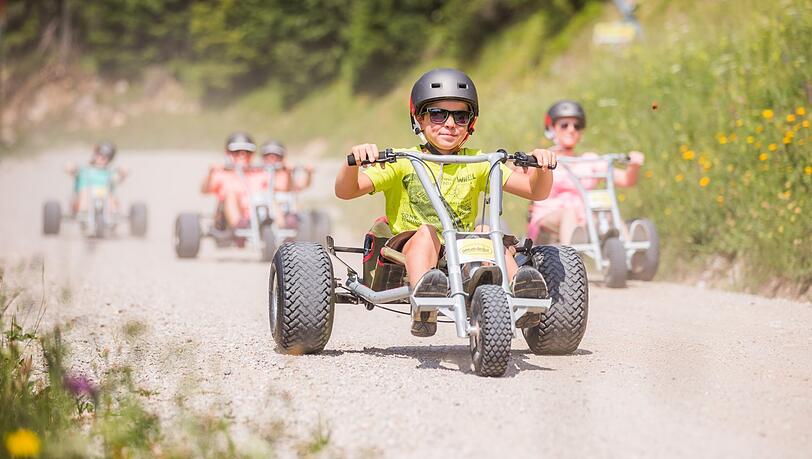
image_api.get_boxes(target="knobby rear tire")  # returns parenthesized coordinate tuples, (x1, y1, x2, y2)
(269, 242, 335, 354)
(523, 245, 589, 355)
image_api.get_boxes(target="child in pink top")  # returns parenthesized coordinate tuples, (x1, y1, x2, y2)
(527, 101, 644, 244)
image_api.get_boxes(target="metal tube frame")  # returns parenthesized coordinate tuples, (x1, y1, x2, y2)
(342, 150, 550, 338)
(556, 154, 651, 269)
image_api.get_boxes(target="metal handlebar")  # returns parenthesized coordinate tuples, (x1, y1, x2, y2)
(347, 148, 556, 169)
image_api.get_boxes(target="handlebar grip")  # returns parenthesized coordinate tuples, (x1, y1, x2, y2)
(513, 152, 557, 170)
(347, 149, 395, 167)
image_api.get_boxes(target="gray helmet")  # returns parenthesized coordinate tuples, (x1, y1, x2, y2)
(545, 100, 587, 130)
(410, 68, 479, 135)
(225, 132, 256, 153)
(95, 141, 117, 160)
(260, 140, 286, 157)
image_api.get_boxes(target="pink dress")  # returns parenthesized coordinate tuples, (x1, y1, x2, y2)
(527, 153, 603, 241)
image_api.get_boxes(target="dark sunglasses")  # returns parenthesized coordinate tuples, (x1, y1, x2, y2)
(556, 121, 583, 131)
(423, 107, 474, 126)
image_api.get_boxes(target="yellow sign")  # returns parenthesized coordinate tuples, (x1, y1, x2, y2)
(588, 190, 613, 209)
(593, 21, 637, 45)
(456, 238, 496, 264)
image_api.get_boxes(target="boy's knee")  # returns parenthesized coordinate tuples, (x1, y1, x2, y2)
(416, 224, 440, 244)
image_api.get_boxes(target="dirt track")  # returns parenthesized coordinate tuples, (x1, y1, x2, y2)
(1, 150, 810, 458)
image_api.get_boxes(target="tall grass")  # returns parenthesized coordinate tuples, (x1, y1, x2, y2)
(535, 0, 812, 285)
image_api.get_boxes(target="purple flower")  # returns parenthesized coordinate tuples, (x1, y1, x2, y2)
(63, 373, 99, 400)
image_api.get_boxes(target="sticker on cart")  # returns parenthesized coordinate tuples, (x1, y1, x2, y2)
(587, 190, 613, 209)
(457, 238, 496, 264)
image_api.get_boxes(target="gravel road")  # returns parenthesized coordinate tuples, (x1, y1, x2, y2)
(1, 150, 810, 458)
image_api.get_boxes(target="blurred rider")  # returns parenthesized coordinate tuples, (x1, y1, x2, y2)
(335, 68, 556, 337)
(527, 100, 644, 244)
(67, 141, 126, 214)
(201, 132, 256, 232)
(256, 140, 313, 192)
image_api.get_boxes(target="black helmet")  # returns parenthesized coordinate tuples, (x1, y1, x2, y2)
(225, 132, 256, 153)
(95, 141, 117, 160)
(410, 68, 479, 135)
(545, 100, 587, 131)
(260, 140, 286, 157)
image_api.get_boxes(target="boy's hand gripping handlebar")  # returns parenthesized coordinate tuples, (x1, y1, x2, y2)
(346, 148, 398, 166)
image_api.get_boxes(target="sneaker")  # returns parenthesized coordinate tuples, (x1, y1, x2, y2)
(410, 269, 448, 337)
(512, 266, 548, 328)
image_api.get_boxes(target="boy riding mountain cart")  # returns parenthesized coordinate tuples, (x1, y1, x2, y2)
(201, 132, 257, 239)
(67, 141, 127, 216)
(334, 68, 557, 337)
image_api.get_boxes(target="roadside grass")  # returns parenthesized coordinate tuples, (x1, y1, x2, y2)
(0, 263, 336, 458)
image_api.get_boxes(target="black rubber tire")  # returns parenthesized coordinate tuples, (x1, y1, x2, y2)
(469, 284, 512, 377)
(175, 213, 201, 258)
(269, 242, 335, 354)
(129, 202, 148, 237)
(523, 245, 589, 355)
(43, 201, 61, 235)
(310, 210, 332, 245)
(628, 219, 659, 281)
(603, 237, 627, 288)
(260, 224, 276, 262)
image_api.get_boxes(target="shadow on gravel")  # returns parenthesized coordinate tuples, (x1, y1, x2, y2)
(338, 346, 556, 377)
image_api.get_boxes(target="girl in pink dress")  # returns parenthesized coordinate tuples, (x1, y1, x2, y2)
(527, 100, 645, 244)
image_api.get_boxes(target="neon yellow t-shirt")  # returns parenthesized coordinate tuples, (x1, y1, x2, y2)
(362, 147, 513, 235)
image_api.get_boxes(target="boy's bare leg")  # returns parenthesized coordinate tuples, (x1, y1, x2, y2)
(223, 192, 243, 228)
(558, 207, 578, 245)
(402, 224, 441, 287)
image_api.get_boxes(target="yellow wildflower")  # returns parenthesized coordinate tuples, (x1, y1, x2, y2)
(4, 429, 41, 457)
(803, 120, 810, 128)
(682, 150, 695, 160)
(762, 109, 774, 119)
(729, 133, 737, 142)
(645, 170, 654, 178)
(784, 136, 792, 145)
(755, 125, 764, 133)
(804, 166, 812, 175)
(797, 107, 806, 116)
(735, 119, 744, 127)
(675, 174, 684, 182)
(787, 114, 796, 123)
(768, 143, 778, 151)
(759, 153, 769, 161)
(716, 195, 725, 204)
(718, 134, 728, 145)
(699, 176, 710, 187)
(618, 193, 626, 202)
